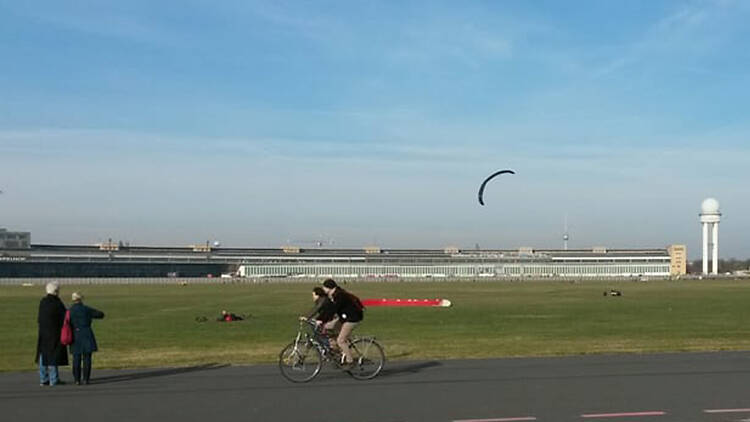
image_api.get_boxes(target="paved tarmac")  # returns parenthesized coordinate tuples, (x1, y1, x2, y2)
(2, 352, 750, 422)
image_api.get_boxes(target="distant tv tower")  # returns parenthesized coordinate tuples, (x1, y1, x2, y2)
(563, 215, 570, 250)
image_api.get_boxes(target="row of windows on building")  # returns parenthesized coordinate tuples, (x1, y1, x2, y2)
(0, 230, 31, 250)
(237, 263, 672, 278)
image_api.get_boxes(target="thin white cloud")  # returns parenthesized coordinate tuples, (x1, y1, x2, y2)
(233, 2, 518, 67)
(6, 3, 191, 48)
(592, 1, 745, 78)
(3, 126, 748, 168)
(387, 23, 513, 67)
(0, 128, 481, 163)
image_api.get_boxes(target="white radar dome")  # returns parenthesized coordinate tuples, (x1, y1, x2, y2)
(701, 198, 720, 214)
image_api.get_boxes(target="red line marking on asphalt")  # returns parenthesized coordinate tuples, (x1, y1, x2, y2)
(581, 411, 666, 418)
(703, 408, 750, 414)
(453, 418, 537, 422)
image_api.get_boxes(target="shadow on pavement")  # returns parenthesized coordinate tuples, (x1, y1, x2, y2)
(379, 361, 442, 378)
(93, 363, 229, 385)
(386, 352, 413, 359)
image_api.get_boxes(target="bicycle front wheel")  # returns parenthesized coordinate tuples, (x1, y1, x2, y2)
(278, 340, 322, 383)
(347, 338, 385, 380)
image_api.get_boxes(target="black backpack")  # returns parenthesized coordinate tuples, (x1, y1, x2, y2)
(345, 290, 365, 312)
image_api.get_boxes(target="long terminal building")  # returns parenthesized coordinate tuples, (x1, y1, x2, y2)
(0, 238, 687, 279)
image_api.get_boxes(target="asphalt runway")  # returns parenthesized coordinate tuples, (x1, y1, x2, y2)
(2, 352, 750, 422)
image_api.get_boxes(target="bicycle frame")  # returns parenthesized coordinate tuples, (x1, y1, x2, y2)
(280, 320, 385, 382)
(293, 321, 330, 359)
(296, 320, 375, 363)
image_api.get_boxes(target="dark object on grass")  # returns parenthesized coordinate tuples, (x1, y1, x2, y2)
(196, 313, 250, 323)
(604, 289, 623, 297)
(218, 310, 246, 322)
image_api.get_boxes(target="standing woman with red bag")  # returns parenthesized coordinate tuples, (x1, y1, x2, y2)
(69, 292, 105, 385)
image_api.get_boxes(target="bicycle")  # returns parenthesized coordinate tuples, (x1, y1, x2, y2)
(278, 319, 385, 383)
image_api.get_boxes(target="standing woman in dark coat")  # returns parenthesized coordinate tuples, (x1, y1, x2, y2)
(69, 292, 104, 385)
(36, 281, 68, 386)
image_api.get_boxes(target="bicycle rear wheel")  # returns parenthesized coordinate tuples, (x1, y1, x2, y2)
(278, 340, 322, 383)
(347, 338, 385, 380)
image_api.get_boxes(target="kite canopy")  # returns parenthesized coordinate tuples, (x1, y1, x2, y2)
(478, 169, 515, 206)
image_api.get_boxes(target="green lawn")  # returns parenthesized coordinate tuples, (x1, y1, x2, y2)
(3, 279, 750, 372)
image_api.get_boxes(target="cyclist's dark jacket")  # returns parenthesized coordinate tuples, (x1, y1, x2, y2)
(307, 296, 336, 323)
(331, 288, 364, 323)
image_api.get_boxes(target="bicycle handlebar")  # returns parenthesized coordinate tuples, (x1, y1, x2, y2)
(299, 318, 322, 329)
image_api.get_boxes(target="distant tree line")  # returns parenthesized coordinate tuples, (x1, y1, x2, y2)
(688, 259, 750, 274)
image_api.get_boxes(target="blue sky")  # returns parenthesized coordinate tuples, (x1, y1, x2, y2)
(1, 0, 749, 258)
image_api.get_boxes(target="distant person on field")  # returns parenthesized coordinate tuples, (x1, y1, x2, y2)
(69, 292, 105, 385)
(321, 279, 364, 367)
(35, 282, 69, 386)
(218, 310, 243, 322)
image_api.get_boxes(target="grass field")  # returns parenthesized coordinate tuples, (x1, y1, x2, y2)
(3, 279, 750, 372)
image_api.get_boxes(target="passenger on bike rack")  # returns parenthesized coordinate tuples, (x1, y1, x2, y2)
(300, 287, 338, 348)
(321, 279, 364, 368)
